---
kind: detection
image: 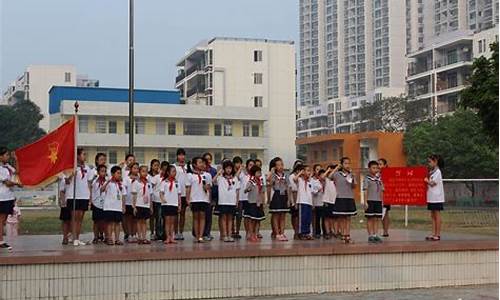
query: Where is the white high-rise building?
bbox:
[406,0,499,120]
[175,37,297,166]
[297,0,407,137]
[2,65,98,131]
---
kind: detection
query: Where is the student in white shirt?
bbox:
[65,148,92,246]
[58,175,71,245]
[243,165,265,242]
[101,166,126,245]
[234,158,254,239]
[132,166,153,244]
[122,163,139,243]
[213,160,240,242]
[425,154,445,241]
[150,160,168,240]
[90,164,107,244]
[174,148,188,241]
[186,157,212,243]
[294,165,317,240]
[148,159,163,241]
[321,164,340,239]
[288,160,304,240]
[363,161,384,243]
[311,165,326,239]
[160,165,181,244]
[0,147,20,250]
[230,156,244,239]
[253,159,265,239]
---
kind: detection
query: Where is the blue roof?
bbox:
[49,86,181,114]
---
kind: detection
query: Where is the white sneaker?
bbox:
[73,239,80,246]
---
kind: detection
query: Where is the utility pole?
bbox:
[128,0,135,154]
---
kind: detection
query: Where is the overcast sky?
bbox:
[1,0,298,90]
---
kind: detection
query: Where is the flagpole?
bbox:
[71,101,79,244]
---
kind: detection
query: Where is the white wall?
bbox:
[209,39,297,167]
[27,65,77,131]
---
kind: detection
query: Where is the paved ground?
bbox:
[224,284,498,300]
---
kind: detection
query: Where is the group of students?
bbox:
[0,145,446,249]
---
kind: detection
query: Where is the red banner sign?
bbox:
[381,167,428,206]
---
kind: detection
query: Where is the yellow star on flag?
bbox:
[48,142,59,164]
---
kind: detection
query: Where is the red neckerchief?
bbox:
[97,176,106,187]
[224,175,233,187]
[167,176,175,192]
[111,178,122,191]
[177,162,186,172]
[79,164,86,179]
[140,176,148,195]
[303,177,309,192]
[194,171,202,184]
[315,175,324,192]
[251,176,262,193]
[275,171,285,183]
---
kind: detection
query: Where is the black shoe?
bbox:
[0,243,12,250]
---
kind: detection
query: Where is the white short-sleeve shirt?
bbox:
[150,174,162,203]
[427,168,445,203]
[65,164,92,200]
[186,172,212,203]
[217,176,240,206]
[160,178,181,206]
[321,177,337,204]
[311,177,324,207]
[0,164,15,201]
[174,164,188,197]
[296,177,313,206]
[238,172,250,201]
[132,179,153,208]
[91,177,106,209]
[103,180,126,212]
[123,176,136,206]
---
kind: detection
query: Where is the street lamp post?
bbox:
[128,0,135,155]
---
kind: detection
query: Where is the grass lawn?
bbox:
[17,206,498,236]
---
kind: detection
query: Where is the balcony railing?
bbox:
[435,53,472,68]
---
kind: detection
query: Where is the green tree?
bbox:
[0,100,46,150]
[460,41,499,143]
[403,109,498,178]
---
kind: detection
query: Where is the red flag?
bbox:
[15,117,75,187]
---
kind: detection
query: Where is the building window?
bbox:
[168,122,176,135]
[214,123,222,136]
[135,149,145,165]
[79,116,88,133]
[183,119,209,136]
[108,120,117,134]
[135,118,145,134]
[167,150,176,162]
[108,150,117,165]
[253,73,263,84]
[321,150,327,161]
[478,40,483,53]
[156,119,166,135]
[125,120,129,134]
[254,96,263,107]
[95,117,107,134]
[251,124,259,137]
[64,72,71,83]
[254,50,263,62]
[223,120,232,136]
[214,152,223,164]
[158,149,167,162]
[243,122,250,137]
[250,153,258,160]
[168,122,177,135]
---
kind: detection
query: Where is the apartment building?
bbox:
[2,65,98,131]
[406,0,499,120]
[175,37,297,166]
[297,0,407,137]
[49,85,292,167]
